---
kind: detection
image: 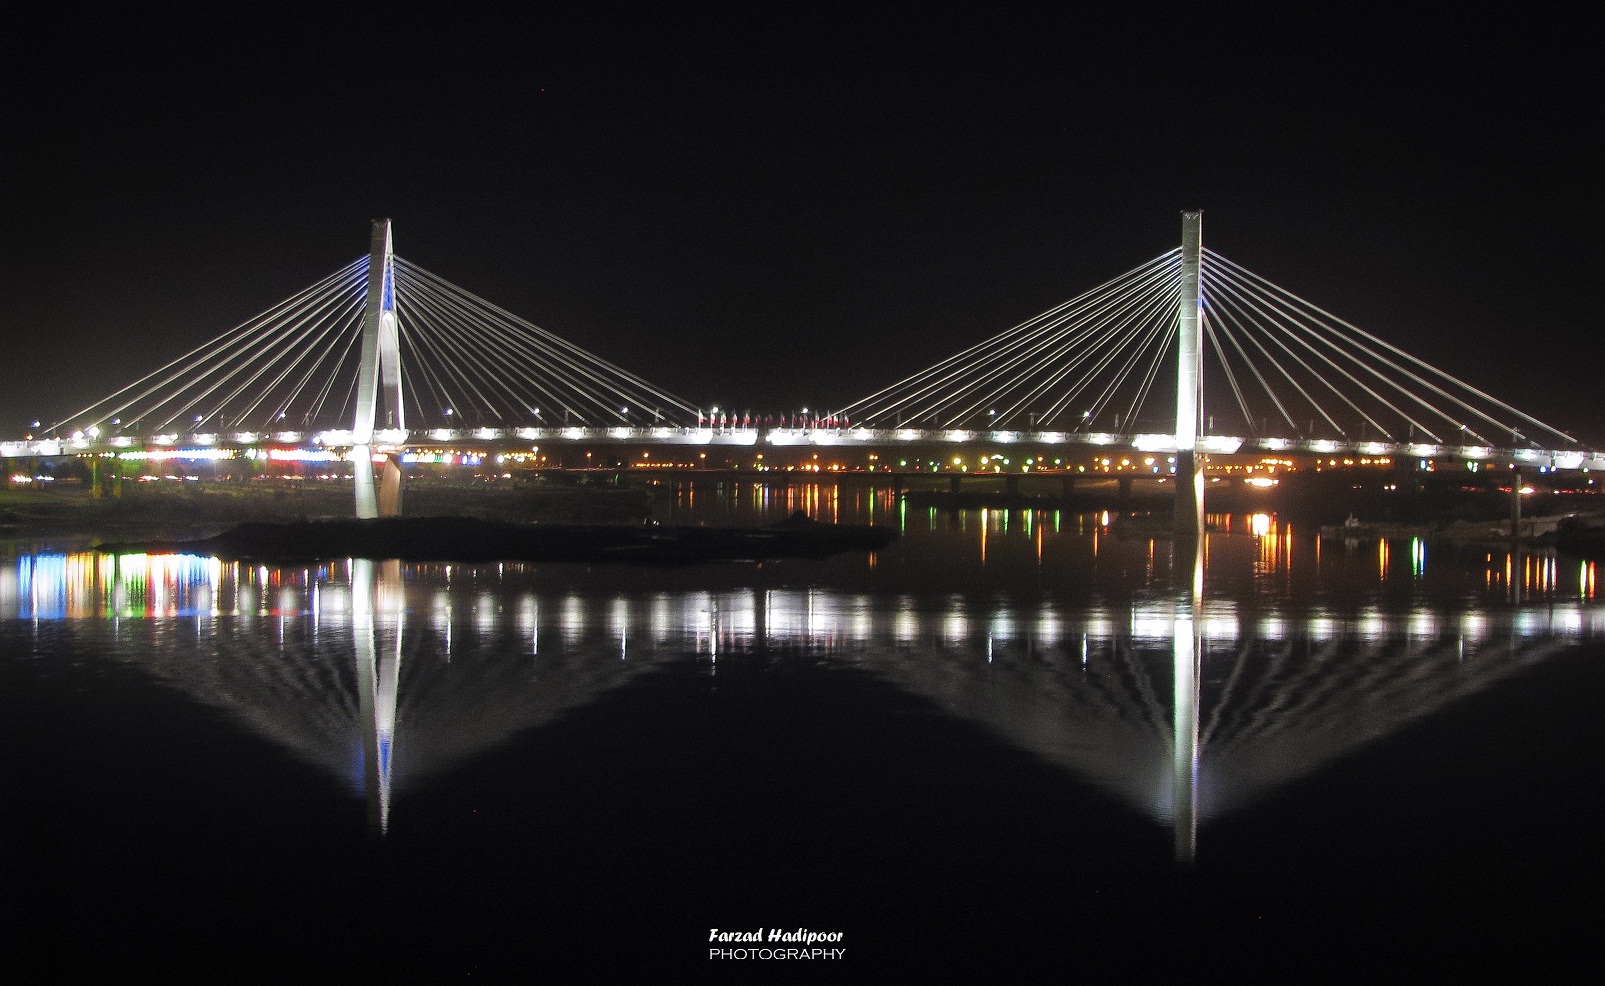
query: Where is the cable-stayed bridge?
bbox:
[5,216,1600,519]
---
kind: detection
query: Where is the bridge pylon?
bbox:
[353,219,405,518]
[1174,210,1203,536]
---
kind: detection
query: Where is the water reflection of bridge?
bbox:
[3,545,1601,851]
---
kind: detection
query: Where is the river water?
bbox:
[3,483,1601,980]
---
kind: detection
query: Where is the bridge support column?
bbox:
[353,219,406,519]
[1004,475,1020,496]
[379,454,403,517]
[353,446,375,516]
[949,475,962,494]
[1510,465,1522,538]
[1174,210,1204,537]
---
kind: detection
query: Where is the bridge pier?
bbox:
[353,448,376,519]
[1004,475,1020,496]
[379,454,403,517]
[949,475,962,494]
[1510,465,1522,538]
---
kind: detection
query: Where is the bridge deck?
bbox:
[5,426,1601,471]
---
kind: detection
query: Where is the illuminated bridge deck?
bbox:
[6,427,1602,472]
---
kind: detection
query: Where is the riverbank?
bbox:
[0,476,658,541]
[106,514,897,564]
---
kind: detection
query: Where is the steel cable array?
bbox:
[837,249,1583,451]
[47,256,699,438]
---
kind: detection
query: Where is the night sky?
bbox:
[4,8,1599,441]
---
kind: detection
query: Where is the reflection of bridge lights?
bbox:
[562,595,586,645]
[608,597,631,640]
[894,596,919,644]
[1546,604,1587,635]
[1203,611,1241,641]
[649,594,674,640]
[1131,614,1172,641]
[1250,513,1272,537]
[1513,610,1548,635]
[942,603,969,645]
[1034,609,1063,647]
[1408,609,1439,639]
[476,595,499,633]
[988,609,1017,641]
[1359,607,1388,640]
[316,585,348,616]
[1308,616,1338,642]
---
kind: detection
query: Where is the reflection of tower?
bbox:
[354,559,404,835]
[753,585,769,656]
[14,554,678,839]
[854,544,1590,865]
[1172,537,1204,864]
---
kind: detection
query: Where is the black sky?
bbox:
[3,7,1599,440]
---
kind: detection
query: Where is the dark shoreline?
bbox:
[102,514,898,564]
[5,477,1601,561]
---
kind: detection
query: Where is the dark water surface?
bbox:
[3,486,1601,981]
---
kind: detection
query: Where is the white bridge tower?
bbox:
[352,219,405,518]
[1174,210,1203,536]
